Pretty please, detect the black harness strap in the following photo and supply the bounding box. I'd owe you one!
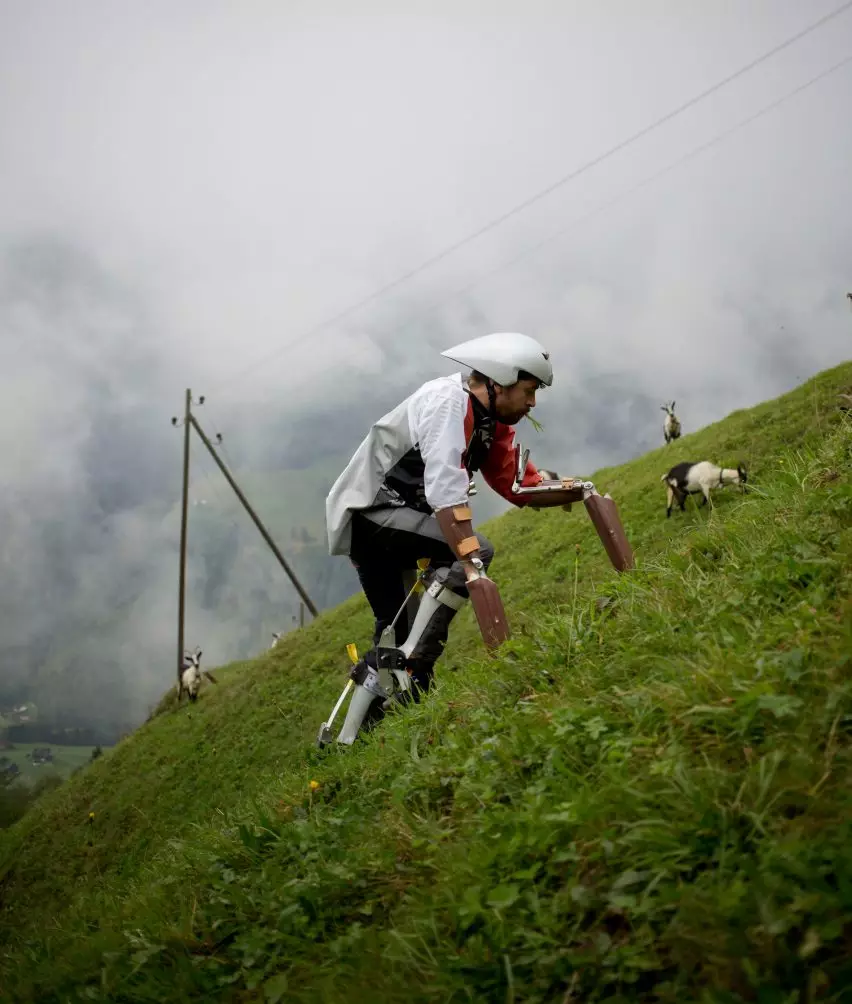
[462,388,496,475]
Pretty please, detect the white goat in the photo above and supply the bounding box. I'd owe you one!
[661,460,747,518]
[269,632,282,650]
[661,401,681,444]
[178,647,217,702]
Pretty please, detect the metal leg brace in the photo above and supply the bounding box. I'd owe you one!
[322,568,465,747]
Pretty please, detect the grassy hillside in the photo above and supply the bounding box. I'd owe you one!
[0,362,850,1002]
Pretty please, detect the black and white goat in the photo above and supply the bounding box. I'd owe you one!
[178,647,218,702]
[661,402,681,444]
[269,632,282,650]
[661,461,747,518]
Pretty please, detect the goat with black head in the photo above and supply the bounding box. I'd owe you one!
[178,647,218,702]
[661,460,748,518]
[661,401,681,444]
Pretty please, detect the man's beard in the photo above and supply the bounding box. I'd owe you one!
[498,409,526,425]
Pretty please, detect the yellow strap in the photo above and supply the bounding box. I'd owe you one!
[346,643,359,665]
[414,557,431,593]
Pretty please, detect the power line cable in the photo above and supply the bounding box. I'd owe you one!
[206,0,852,397]
[217,51,852,398]
[192,447,241,528]
[197,400,240,472]
[424,51,852,316]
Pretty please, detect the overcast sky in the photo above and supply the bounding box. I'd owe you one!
[3,0,851,409]
[1,0,851,723]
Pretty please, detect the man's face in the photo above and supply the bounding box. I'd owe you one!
[494,377,540,425]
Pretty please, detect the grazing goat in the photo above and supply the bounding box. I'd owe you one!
[270,632,282,649]
[661,460,747,518]
[178,647,218,702]
[661,401,681,444]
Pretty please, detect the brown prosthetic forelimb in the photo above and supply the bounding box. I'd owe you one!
[512,447,635,572]
[434,505,511,650]
[582,491,634,572]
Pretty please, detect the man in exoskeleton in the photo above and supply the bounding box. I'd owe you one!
[325,332,588,745]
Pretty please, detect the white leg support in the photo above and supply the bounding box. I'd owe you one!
[336,664,388,746]
[335,573,467,746]
[399,575,465,660]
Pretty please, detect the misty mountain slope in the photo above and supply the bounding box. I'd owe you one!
[3,229,829,741]
[0,450,363,738]
[0,239,180,732]
[0,362,850,1002]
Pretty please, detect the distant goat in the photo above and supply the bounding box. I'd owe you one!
[538,468,559,481]
[269,632,282,650]
[838,392,852,412]
[661,461,747,518]
[661,402,682,444]
[178,647,218,702]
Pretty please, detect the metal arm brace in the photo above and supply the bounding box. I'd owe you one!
[511,445,635,572]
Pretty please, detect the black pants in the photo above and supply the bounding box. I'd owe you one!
[349,507,495,666]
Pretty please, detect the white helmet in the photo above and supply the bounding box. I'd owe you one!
[441,332,553,387]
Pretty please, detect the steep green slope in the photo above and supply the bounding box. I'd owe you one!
[1,362,850,1002]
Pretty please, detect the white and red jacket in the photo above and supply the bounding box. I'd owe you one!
[326,373,542,556]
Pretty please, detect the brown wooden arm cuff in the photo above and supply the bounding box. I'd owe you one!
[435,505,481,561]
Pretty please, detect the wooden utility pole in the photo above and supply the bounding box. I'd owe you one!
[188,413,319,619]
[177,388,192,683]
